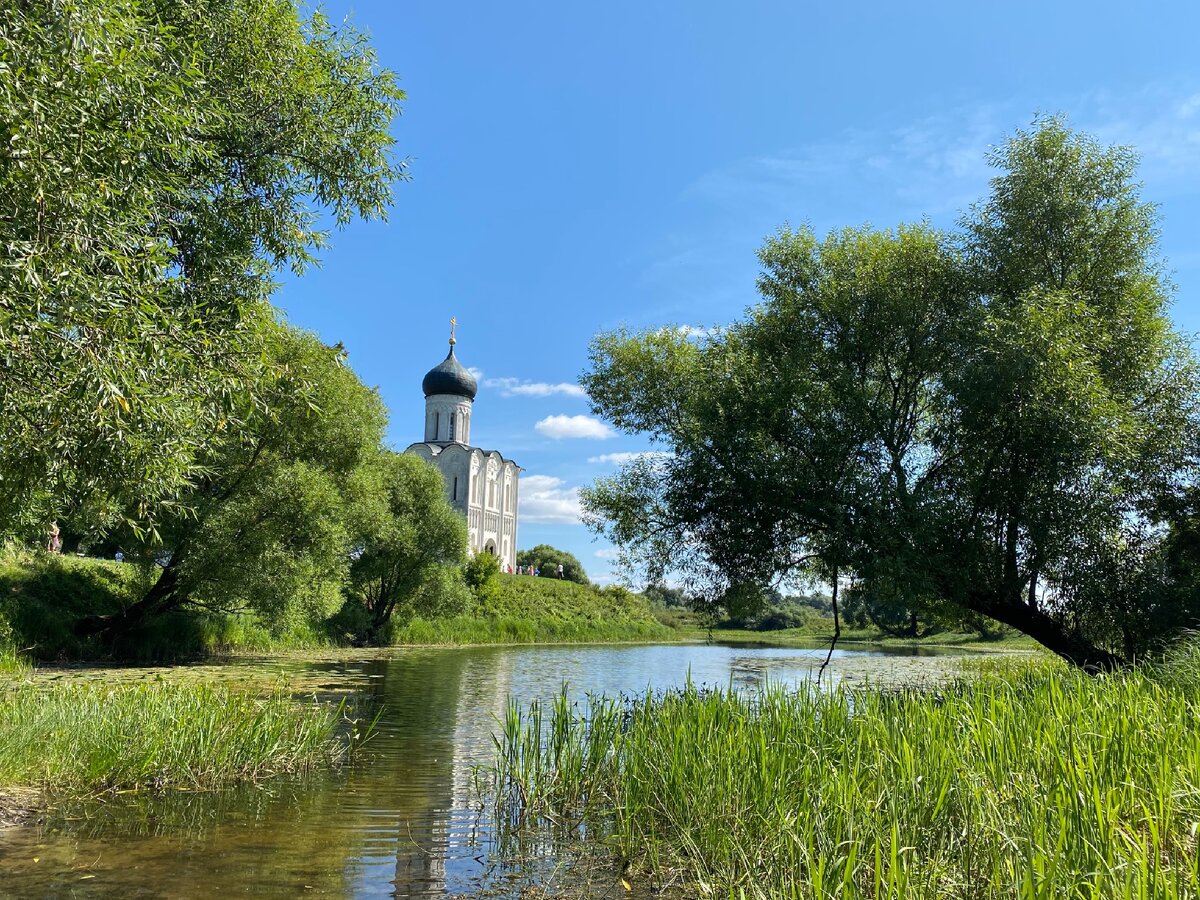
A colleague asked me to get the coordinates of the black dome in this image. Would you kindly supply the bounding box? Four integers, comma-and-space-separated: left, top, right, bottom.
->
422, 346, 477, 399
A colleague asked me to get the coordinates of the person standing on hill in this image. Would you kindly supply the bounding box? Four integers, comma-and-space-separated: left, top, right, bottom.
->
557, 563, 564, 579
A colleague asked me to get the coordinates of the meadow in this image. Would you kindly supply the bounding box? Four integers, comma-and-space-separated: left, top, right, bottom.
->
490, 655, 1200, 899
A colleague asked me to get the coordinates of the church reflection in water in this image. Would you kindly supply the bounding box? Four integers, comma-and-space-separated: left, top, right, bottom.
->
0, 650, 526, 899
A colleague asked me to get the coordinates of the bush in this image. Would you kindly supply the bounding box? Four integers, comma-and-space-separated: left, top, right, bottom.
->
516, 544, 588, 584
463, 552, 502, 608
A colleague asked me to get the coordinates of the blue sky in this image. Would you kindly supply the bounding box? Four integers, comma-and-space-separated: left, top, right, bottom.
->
277, 1, 1200, 584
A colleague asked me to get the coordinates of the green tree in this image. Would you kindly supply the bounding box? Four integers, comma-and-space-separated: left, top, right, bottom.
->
641, 582, 691, 609
345, 452, 469, 643
75, 325, 387, 638
0, 0, 404, 538
581, 119, 1200, 670
516, 544, 589, 584
462, 551, 503, 610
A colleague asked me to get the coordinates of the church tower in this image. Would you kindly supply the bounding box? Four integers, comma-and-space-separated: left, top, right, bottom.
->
405, 324, 521, 572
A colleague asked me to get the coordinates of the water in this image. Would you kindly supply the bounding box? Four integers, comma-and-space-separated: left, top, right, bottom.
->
0, 642, 977, 898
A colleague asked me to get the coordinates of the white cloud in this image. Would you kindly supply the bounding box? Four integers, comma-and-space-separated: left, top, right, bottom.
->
466, 369, 586, 398
594, 548, 621, 560
519, 475, 582, 524
684, 86, 1200, 230
485, 376, 585, 398
587, 451, 673, 465
535, 414, 614, 440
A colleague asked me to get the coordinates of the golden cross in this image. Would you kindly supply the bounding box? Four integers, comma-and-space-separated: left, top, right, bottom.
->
449, 316, 458, 345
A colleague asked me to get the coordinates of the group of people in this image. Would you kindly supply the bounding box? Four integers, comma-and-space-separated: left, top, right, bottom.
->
506, 563, 565, 579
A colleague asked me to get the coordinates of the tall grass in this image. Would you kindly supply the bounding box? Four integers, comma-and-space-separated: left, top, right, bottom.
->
0, 682, 355, 793
0, 643, 30, 675
489, 663, 1200, 898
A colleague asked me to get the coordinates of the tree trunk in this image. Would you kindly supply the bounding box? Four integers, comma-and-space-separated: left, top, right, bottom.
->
963, 589, 1126, 671
73, 562, 184, 639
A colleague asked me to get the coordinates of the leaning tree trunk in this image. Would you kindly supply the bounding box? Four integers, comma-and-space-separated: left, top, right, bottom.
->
964, 589, 1127, 672
73, 558, 186, 639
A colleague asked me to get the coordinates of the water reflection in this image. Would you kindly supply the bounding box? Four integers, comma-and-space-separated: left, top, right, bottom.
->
0, 642, 978, 897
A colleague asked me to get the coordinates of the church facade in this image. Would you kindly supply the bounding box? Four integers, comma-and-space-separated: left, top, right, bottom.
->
405, 335, 521, 572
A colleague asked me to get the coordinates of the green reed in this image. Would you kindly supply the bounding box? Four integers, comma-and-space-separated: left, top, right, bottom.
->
489, 662, 1200, 898
0, 682, 354, 793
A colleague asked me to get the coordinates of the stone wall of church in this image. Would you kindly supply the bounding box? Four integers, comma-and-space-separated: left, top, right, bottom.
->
406, 443, 519, 572
466, 452, 519, 572
423, 394, 473, 444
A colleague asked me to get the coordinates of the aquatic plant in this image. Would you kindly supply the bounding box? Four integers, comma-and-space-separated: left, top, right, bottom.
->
489, 663, 1200, 898
0, 682, 354, 793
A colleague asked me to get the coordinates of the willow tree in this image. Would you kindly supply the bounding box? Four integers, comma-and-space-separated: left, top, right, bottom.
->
345, 452, 469, 643
0, 0, 404, 538
582, 119, 1199, 670
75, 325, 388, 638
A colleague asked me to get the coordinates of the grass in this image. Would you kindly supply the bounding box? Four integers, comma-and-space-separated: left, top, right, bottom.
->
386, 576, 674, 646
0, 681, 356, 794
0, 643, 30, 675
488, 658, 1200, 898
390, 614, 672, 645
0, 550, 671, 659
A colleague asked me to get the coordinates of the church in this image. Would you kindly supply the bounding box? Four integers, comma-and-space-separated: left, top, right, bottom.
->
405, 327, 522, 572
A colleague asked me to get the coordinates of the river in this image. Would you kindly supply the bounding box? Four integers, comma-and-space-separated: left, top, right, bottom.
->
0, 641, 983, 898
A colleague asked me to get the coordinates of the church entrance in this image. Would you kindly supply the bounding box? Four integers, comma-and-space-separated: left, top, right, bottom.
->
484, 541, 497, 556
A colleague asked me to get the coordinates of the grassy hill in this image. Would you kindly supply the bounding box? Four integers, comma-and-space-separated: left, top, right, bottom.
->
390, 574, 673, 645
0, 551, 673, 661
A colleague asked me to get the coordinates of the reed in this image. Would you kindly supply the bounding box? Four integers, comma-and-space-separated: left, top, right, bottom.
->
489, 662, 1200, 898
0, 644, 29, 675
0, 682, 355, 793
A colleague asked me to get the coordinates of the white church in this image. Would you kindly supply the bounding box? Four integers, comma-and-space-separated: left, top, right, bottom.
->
405, 328, 522, 572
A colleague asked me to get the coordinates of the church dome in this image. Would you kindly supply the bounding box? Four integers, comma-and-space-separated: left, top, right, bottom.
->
422, 346, 477, 399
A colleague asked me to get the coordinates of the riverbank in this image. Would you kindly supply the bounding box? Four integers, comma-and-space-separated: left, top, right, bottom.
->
679, 624, 1039, 653
0, 552, 672, 662
492, 657, 1200, 898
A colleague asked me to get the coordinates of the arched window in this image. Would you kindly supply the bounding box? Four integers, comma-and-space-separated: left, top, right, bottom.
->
433, 411, 439, 440
452, 476, 458, 502
449, 411, 456, 442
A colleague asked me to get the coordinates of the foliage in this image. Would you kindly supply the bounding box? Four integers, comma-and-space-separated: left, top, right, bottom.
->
75, 324, 388, 638
516, 544, 589, 583
490, 662, 1200, 898
841, 581, 1004, 640
463, 550, 503, 606
0, 682, 351, 793
581, 118, 1200, 669
0, 548, 146, 657
725, 592, 831, 632
344, 452, 468, 642
0, 0, 404, 537
0, 545, 341, 660
640, 582, 691, 609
